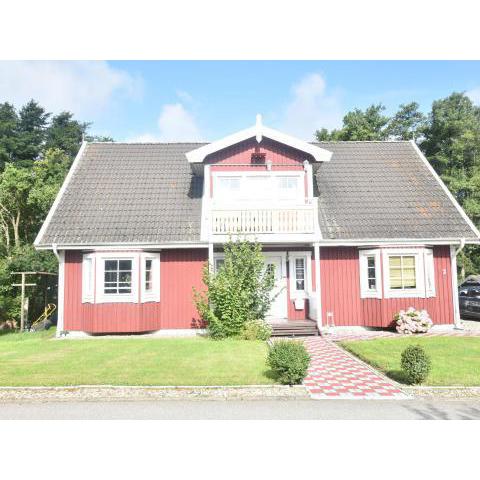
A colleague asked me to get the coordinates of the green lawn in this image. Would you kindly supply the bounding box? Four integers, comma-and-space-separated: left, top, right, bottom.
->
341, 336, 480, 386
0, 329, 275, 386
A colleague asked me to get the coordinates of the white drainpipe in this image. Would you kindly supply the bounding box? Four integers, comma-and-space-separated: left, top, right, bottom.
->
451, 238, 466, 329
52, 243, 65, 337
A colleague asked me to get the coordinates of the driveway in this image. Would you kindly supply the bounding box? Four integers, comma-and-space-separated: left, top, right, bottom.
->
1, 399, 480, 419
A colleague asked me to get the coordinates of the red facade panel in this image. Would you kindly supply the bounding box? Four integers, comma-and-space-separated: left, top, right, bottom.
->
320, 246, 454, 327
64, 249, 207, 333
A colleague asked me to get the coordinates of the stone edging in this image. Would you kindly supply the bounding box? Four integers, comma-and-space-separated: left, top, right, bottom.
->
404, 386, 480, 399
0, 385, 309, 403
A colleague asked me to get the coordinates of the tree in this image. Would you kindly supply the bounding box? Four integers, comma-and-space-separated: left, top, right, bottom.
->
15, 100, 50, 165
0, 102, 19, 170
316, 103, 390, 141
45, 111, 90, 159
193, 239, 275, 339
388, 102, 426, 140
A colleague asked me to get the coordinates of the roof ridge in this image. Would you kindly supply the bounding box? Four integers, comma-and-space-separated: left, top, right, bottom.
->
88, 141, 208, 145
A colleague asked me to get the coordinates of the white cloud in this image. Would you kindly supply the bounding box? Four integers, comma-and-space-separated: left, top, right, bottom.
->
278, 73, 343, 140
127, 99, 203, 142
0, 61, 142, 117
467, 87, 480, 105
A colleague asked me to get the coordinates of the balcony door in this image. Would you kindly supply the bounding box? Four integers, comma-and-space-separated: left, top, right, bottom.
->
264, 254, 288, 321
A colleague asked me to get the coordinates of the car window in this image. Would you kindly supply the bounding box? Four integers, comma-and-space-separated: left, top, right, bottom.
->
459, 289, 469, 297
467, 288, 480, 298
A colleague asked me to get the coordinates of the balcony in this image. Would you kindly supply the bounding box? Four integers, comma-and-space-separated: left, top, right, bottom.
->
210, 204, 316, 236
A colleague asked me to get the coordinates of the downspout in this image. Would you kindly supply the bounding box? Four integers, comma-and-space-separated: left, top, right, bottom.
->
52, 243, 65, 337
451, 238, 466, 330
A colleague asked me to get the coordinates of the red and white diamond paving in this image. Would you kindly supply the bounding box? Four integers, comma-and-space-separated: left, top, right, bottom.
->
303, 337, 409, 400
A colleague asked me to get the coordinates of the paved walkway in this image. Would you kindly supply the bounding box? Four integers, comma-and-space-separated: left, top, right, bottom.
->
303, 337, 409, 400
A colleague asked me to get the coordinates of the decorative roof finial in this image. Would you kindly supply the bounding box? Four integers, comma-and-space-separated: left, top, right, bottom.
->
255, 113, 263, 143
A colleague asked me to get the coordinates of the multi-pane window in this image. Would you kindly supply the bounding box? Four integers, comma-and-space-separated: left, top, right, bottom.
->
367, 256, 376, 290
389, 255, 416, 290
277, 176, 299, 200
104, 259, 132, 294
295, 258, 305, 291
215, 258, 225, 272
144, 259, 153, 292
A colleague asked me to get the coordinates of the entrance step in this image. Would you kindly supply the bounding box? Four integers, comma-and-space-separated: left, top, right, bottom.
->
270, 320, 319, 337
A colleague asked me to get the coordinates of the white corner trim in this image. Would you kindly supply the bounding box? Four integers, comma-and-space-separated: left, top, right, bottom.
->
313, 243, 322, 328
56, 251, 65, 338
34, 141, 87, 247
186, 118, 332, 164
450, 245, 461, 327
410, 140, 480, 240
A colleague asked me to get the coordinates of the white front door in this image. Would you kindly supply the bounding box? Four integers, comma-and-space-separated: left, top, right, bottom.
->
264, 255, 288, 321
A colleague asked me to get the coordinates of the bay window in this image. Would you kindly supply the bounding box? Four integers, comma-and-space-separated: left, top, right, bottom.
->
359, 248, 435, 299
81, 251, 160, 304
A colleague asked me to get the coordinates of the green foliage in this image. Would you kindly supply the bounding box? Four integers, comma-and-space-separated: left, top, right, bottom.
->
400, 344, 431, 384
267, 340, 310, 385
240, 319, 272, 341
194, 239, 276, 339
0, 99, 110, 325
315, 92, 480, 278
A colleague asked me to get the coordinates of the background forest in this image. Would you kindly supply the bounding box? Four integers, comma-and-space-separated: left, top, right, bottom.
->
1, 92, 479, 324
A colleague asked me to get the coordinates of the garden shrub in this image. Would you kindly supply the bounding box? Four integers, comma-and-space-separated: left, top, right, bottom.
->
194, 239, 275, 339
400, 344, 431, 384
240, 319, 272, 341
394, 307, 433, 334
267, 340, 310, 385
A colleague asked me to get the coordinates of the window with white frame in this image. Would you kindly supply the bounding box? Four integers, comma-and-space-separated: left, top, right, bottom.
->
289, 253, 311, 298
81, 251, 161, 304
140, 253, 160, 303
213, 173, 303, 202
382, 248, 431, 299
359, 249, 382, 298
360, 248, 435, 299
104, 259, 133, 294
82, 253, 95, 303
214, 257, 225, 272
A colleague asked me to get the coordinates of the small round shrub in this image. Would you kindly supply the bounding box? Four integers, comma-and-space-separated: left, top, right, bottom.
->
267, 340, 310, 385
395, 307, 433, 334
400, 344, 431, 384
240, 319, 272, 341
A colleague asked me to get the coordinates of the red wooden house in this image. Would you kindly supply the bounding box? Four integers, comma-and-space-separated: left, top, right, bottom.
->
34, 115, 480, 336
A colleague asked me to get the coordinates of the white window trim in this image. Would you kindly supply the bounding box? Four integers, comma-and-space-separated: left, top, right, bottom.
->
140, 252, 161, 303
94, 252, 139, 304
359, 249, 382, 299
289, 252, 312, 299
424, 248, 436, 298
81, 253, 95, 303
382, 248, 426, 299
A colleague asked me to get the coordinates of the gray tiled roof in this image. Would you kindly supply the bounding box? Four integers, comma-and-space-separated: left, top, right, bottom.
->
36, 140, 478, 246
314, 141, 477, 240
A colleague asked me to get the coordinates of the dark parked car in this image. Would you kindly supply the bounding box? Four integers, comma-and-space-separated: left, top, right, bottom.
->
459, 283, 480, 320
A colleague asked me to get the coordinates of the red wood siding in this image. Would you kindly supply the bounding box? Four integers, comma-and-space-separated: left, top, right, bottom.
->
320, 246, 454, 327
63, 249, 207, 333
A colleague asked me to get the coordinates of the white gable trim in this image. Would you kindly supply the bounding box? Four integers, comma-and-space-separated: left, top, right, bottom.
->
186, 114, 332, 164
410, 140, 480, 240
34, 141, 87, 247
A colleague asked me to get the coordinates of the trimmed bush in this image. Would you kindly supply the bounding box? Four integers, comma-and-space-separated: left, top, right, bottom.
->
395, 307, 433, 334
240, 319, 272, 341
267, 340, 310, 385
401, 344, 431, 384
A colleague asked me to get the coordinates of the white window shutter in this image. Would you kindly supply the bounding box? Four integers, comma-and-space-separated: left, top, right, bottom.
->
425, 248, 436, 297
82, 253, 95, 303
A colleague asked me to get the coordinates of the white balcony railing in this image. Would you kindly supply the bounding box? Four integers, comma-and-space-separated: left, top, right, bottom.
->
210, 205, 316, 235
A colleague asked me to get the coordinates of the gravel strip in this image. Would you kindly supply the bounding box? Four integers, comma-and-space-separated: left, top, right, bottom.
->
0, 385, 309, 403
404, 386, 480, 399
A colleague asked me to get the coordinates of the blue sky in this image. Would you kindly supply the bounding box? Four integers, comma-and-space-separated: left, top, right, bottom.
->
2, 61, 480, 141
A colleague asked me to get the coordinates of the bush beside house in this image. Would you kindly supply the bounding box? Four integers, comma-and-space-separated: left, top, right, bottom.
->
395, 308, 433, 334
